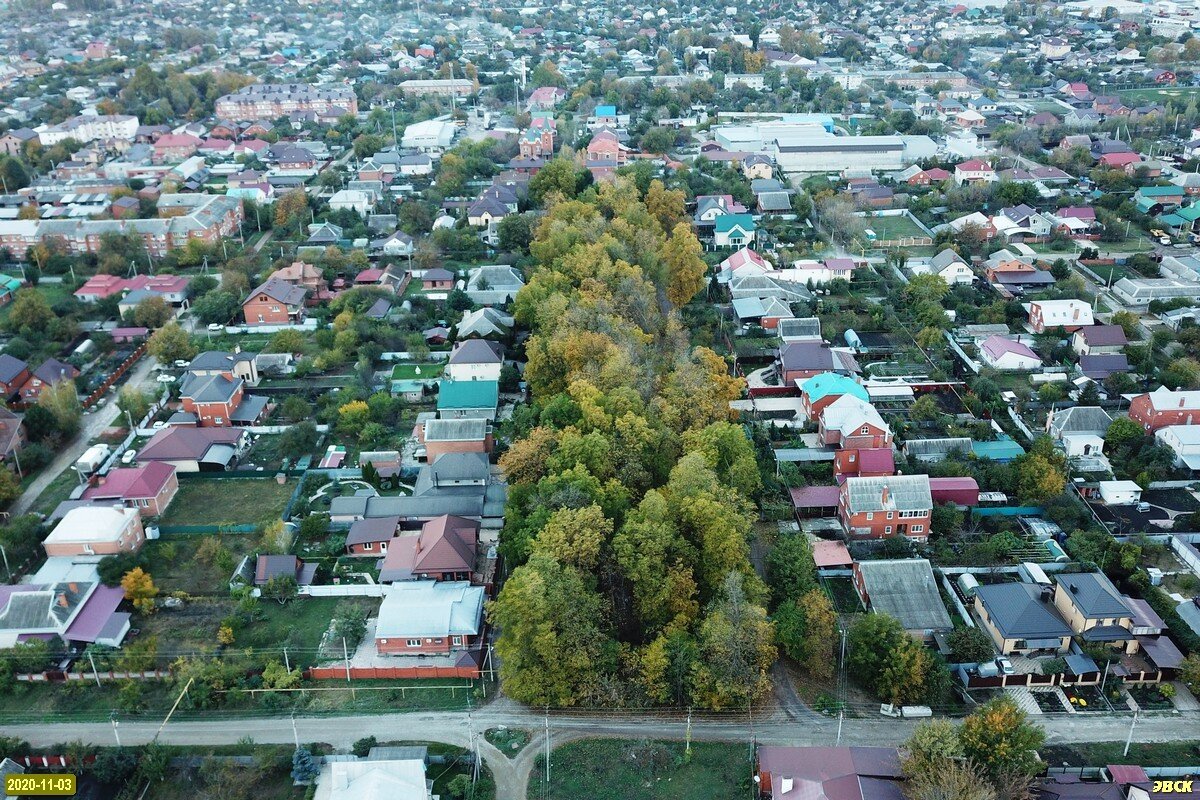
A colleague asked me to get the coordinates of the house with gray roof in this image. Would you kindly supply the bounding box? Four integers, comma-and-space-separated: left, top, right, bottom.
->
1053, 572, 1138, 653
465, 265, 524, 306
852, 559, 952, 641
457, 307, 513, 339
974, 582, 1073, 655
374, 581, 484, 656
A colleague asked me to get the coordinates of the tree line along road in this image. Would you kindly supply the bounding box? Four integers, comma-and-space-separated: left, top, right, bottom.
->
4, 707, 1193, 800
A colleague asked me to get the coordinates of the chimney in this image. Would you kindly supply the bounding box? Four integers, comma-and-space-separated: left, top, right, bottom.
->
881, 485, 890, 505
782, 777, 794, 795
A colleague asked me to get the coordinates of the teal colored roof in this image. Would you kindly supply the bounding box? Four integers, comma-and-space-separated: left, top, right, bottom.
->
800, 372, 868, 404
437, 380, 499, 410
971, 438, 1025, 461
1138, 186, 1184, 197
1137, 197, 1158, 214
0, 276, 21, 292
595, 105, 617, 116
715, 214, 755, 234
1158, 212, 1187, 227
1177, 206, 1200, 222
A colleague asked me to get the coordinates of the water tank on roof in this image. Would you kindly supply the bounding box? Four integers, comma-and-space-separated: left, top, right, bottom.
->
1043, 540, 1069, 563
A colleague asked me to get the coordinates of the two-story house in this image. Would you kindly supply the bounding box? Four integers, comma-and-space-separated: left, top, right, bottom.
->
1129, 387, 1200, 431
819, 395, 893, 449
1054, 572, 1139, 655
242, 278, 307, 325
838, 474, 931, 540
444, 340, 504, 382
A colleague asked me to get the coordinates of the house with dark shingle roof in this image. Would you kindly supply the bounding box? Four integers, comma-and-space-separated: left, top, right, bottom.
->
242, 277, 307, 325
19, 358, 78, 402
378, 514, 479, 583
975, 582, 1073, 655
1053, 572, 1138, 654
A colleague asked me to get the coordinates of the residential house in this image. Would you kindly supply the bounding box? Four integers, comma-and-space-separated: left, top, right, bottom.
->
974, 582, 1073, 655
1072, 325, 1128, 355
188, 351, 259, 385
81, 462, 178, 517
838, 474, 932, 540
799, 373, 869, 420
445, 340, 504, 383
0, 355, 30, 401
742, 154, 773, 180
271, 261, 328, 298
1129, 386, 1200, 431
1054, 573, 1138, 654
1028, 299, 1095, 333
954, 159, 995, 185
833, 447, 895, 481
713, 214, 756, 247
1046, 406, 1112, 458
978, 336, 1042, 370
378, 515, 478, 583
0, 406, 24, 464
457, 308, 513, 340
374, 581, 484, 655
694, 194, 748, 228
732, 296, 794, 330
852, 559, 953, 641
419, 417, 493, 461
465, 265, 524, 306
717, 247, 771, 284
915, 249, 975, 285
18, 359, 78, 402
242, 278, 307, 325
178, 370, 267, 427
777, 341, 860, 384
422, 268, 455, 291
42, 506, 144, 557
0, 577, 129, 649
1155, 425, 1200, 470
314, 751, 432, 800
756, 747, 904, 800
134, 426, 248, 472
437, 380, 499, 421
345, 515, 401, 556
254, 555, 317, 587
784, 258, 855, 286
819, 395, 893, 449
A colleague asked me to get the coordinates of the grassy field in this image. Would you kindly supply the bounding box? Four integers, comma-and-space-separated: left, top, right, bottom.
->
1118, 86, 1200, 105
31, 466, 84, 516
862, 214, 927, 242
0, 282, 74, 325
534, 740, 750, 800
159, 477, 298, 526
141, 534, 259, 596
1041, 740, 1200, 767
390, 362, 443, 380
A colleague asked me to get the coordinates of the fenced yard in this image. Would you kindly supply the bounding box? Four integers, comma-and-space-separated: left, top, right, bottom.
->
159, 477, 299, 527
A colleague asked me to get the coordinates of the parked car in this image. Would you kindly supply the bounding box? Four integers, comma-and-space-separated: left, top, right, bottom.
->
121, 449, 137, 465
156, 374, 176, 383
995, 656, 1015, 675
207, 323, 224, 332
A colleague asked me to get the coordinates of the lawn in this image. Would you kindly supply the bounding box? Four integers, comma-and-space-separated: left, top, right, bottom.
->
143, 747, 300, 800
1118, 86, 1200, 106
534, 740, 750, 800
390, 362, 443, 380
159, 477, 298, 526
0, 282, 74, 326
31, 466, 85, 516
1040, 740, 1200, 768
861, 214, 928, 242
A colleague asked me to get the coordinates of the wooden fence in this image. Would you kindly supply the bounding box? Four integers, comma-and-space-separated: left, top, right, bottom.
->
17, 668, 170, 683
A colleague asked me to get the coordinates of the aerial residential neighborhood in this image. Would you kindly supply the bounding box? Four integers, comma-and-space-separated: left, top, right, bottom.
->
0, 0, 1200, 796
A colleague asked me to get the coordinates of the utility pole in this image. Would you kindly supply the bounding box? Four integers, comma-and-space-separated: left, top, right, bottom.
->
110, 713, 121, 747
544, 708, 550, 791
88, 649, 102, 688
284, 647, 291, 674
290, 712, 300, 749
1123, 710, 1138, 757
685, 707, 692, 756
0, 544, 9, 582
342, 637, 355, 699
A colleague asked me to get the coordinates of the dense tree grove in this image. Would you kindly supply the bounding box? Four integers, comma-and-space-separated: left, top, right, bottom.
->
489, 174, 767, 709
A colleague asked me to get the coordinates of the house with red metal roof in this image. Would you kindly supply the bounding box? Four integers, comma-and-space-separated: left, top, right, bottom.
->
379, 515, 479, 583
81, 462, 179, 517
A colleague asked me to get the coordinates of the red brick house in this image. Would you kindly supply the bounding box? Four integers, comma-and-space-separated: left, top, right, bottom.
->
379, 515, 479, 583
82, 462, 179, 517
0, 354, 30, 401
179, 372, 245, 426
834, 447, 895, 480
422, 268, 455, 290
242, 278, 307, 325
799, 373, 869, 421
18, 358, 78, 402
374, 581, 484, 656
345, 515, 401, 556
839, 474, 932, 540
907, 167, 950, 185
1129, 387, 1200, 431
418, 417, 493, 461
0, 405, 26, 466
819, 395, 893, 449
587, 129, 628, 165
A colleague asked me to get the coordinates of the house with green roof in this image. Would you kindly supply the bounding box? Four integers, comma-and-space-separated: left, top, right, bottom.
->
971, 435, 1025, 462
713, 214, 756, 248
0, 275, 22, 306
1157, 204, 1200, 234
799, 372, 868, 420
1135, 185, 1185, 215
436, 380, 499, 421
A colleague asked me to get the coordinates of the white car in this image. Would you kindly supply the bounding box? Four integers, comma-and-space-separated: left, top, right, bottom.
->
207, 323, 224, 332
173, 360, 189, 368
121, 449, 137, 465
156, 374, 176, 383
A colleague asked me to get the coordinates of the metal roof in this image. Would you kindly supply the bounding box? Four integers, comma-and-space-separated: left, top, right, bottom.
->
856, 559, 953, 632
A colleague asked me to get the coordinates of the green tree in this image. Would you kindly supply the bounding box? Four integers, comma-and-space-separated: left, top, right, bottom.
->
1105, 416, 1145, 449
290, 748, 319, 783
690, 572, 776, 710
146, 323, 197, 365
5, 289, 53, 333
278, 421, 317, 461
1111, 310, 1140, 338
0, 468, 20, 509
38, 381, 81, 437
959, 696, 1044, 781
191, 290, 241, 324
766, 533, 816, 606
132, 296, 172, 328
262, 574, 298, 605
265, 328, 306, 354
948, 627, 995, 664
662, 223, 707, 308
640, 127, 676, 154
117, 386, 152, 426
529, 158, 582, 204
847, 612, 929, 704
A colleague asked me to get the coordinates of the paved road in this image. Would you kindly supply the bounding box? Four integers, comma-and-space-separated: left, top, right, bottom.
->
9, 355, 158, 517
6, 706, 1189, 800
